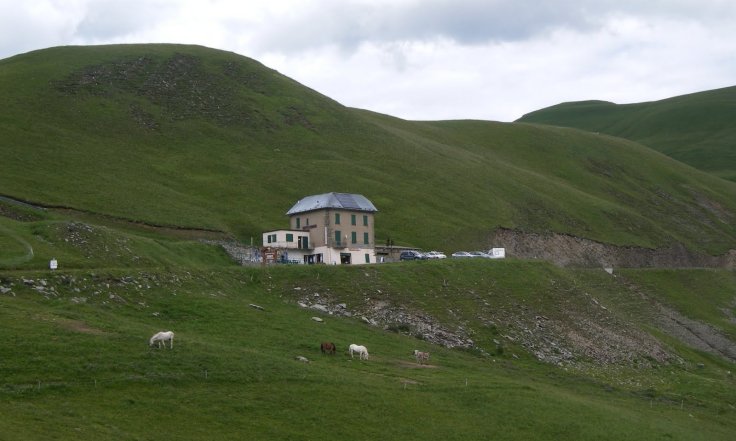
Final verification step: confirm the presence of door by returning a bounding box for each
[298,236,309,249]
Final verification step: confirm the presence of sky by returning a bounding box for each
[1,0,735,122]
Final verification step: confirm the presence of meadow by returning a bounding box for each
[1,45,736,254]
[2,262,735,440]
[0,209,734,440]
[1,44,736,440]
[517,86,736,181]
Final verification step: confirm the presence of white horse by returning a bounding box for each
[414,349,430,364]
[349,344,369,360]
[149,331,175,349]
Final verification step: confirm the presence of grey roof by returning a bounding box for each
[286,192,378,215]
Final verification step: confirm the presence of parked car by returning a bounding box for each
[400,250,426,261]
[469,251,491,258]
[451,251,473,258]
[424,251,447,259]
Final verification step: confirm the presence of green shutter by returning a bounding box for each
[335,230,341,244]
[351,214,356,225]
[363,215,368,226]
[335,213,340,224]
[286,234,293,242]
[351,232,357,244]
[363,232,369,244]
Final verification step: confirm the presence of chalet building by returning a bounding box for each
[262,192,378,265]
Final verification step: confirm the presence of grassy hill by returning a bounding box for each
[1,44,736,440]
[2,261,735,440]
[516,86,736,182]
[1,45,736,255]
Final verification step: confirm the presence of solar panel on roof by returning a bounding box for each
[335,193,361,210]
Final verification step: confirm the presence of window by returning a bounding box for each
[351,231,357,244]
[363,215,368,226]
[335,213,341,224]
[267,233,277,244]
[351,214,356,225]
[335,230,342,244]
[363,232,369,245]
[296,218,300,229]
[286,234,294,242]
[365,253,370,263]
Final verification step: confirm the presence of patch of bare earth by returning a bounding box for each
[617,277,736,363]
[656,304,736,362]
[61,319,108,335]
[489,300,674,367]
[489,227,736,268]
[396,360,439,369]
[33,313,109,335]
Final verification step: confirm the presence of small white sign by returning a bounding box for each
[49,258,58,270]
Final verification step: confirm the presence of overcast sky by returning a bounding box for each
[1,0,734,122]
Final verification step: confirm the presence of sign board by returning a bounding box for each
[49,258,58,270]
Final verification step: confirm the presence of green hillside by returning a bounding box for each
[1,44,736,255]
[1,44,736,440]
[2,261,735,440]
[517,87,736,181]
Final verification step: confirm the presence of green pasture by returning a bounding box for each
[1,264,735,440]
[0,213,234,271]
[1,43,736,440]
[518,86,736,181]
[1,45,736,254]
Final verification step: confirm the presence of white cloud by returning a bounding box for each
[258,10,736,122]
[0,0,734,121]
[0,1,82,57]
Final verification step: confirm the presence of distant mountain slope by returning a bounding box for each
[517,86,736,181]
[2,44,736,254]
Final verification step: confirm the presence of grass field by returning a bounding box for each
[0,208,734,440]
[1,45,736,254]
[517,86,736,181]
[2,263,735,440]
[1,43,736,440]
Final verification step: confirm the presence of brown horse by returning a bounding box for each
[320,342,336,355]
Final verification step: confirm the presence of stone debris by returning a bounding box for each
[300,295,474,349]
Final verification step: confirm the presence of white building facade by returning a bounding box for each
[262,192,378,265]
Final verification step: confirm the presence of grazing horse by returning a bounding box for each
[414,349,430,364]
[320,342,337,355]
[349,344,369,360]
[149,331,175,349]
